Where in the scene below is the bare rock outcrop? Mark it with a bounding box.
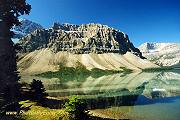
[17,23,144,58]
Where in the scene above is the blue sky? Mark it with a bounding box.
[22,0,180,47]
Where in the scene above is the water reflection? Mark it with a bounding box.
[151,90,167,99]
[20,71,180,120]
[20,70,180,98]
[85,82,147,110]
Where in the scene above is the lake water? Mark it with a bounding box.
[21,70,180,120]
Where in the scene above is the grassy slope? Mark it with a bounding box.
[20,100,69,120]
[19,100,121,120]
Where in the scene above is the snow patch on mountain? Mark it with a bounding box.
[139,42,180,66]
[12,19,43,41]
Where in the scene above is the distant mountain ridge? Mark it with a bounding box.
[12,19,43,42]
[139,42,180,66]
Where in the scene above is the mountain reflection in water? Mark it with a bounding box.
[21,70,180,120]
[21,70,180,98]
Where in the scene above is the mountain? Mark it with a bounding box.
[18,22,144,57]
[12,19,43,42]
[17,23,158,74]
[139,42,180,66]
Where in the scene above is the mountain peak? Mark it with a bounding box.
[12,19,43,40]
[139,42,180,66]
[17,22,144,58]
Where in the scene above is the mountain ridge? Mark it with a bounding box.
[16,21,158,74]
[12,19,43,42]
[139,42,180,66]
[17,22,144,58]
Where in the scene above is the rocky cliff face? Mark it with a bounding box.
[17,22,144,58]
[139,42,180,66]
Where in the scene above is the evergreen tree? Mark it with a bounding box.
[0,0,31,111]
[29,79,48,102]
[65,96,89,120]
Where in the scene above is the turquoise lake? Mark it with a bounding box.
[21,70,180,120]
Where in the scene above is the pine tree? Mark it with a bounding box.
[0,0,31,110]
[29,79,48,102]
